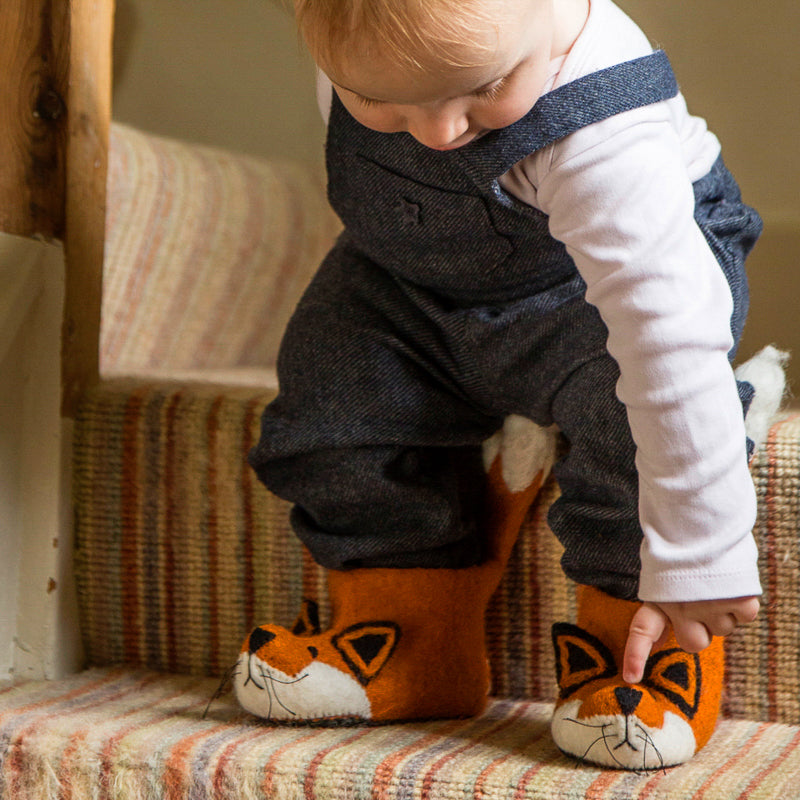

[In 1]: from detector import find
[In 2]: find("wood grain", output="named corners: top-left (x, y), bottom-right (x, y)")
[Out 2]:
top-left (0, 1), bottom-right (70, 239)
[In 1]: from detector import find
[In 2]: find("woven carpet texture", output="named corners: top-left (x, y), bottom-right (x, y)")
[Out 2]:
top-left (3, 668), bottom-right (800, 800)
top-left (73, 380), bottom-right (800, 725)
top-left (101, 124), bottom-right (341, 375)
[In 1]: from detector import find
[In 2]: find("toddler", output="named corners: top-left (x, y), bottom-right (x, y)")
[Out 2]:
top-left (235, 0), bottom-right (776, 769)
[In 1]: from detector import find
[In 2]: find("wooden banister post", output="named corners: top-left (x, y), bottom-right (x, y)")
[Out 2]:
top-left (61, 0), bottom-right (114, 416)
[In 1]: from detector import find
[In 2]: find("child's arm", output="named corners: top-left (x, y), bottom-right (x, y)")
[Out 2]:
top-left (532, 108), bottom-right (762, 605)
top-left (622, 596), bottom-right (761, 683)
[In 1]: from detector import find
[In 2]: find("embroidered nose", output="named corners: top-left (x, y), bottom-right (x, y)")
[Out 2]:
top-left (396, 198), bottom-right (420, 226)
top-left (248, 628), bottom-right (276, 653)
top-left (615, 686), bottom-right (643, 716)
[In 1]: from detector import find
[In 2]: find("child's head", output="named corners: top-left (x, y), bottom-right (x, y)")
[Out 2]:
top-left (295, 0), bottom-right (511, 75)
top-left (295, 0), bottom-right (575, 150)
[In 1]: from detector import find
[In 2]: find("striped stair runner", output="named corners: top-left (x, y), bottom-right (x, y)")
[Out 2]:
top-left (3, 666), bottom-right (800, 799)
top-left (100, 123), bottom-right (341, 376)
top-left (70, 382), bottom-right (800, 723)
top-left (3, 383), bottom-right (799, 798)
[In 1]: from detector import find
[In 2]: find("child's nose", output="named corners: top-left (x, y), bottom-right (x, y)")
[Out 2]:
top-left (407, 107), bottom-right (469, 150)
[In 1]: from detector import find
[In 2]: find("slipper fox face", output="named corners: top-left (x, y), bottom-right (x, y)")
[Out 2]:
top-left (231, 417), bottom-right (558, 725)
top-left (234, 603), bottom-right (401, 722)
top-left (550, 588), bottom-right (724, 770)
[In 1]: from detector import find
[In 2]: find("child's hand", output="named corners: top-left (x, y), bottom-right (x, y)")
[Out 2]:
top-left (622, 596), bottom-right (760, 684)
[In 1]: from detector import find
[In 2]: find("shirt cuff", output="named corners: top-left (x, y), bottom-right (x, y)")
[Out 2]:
top-left (637, 533), bottom-right (762, 603)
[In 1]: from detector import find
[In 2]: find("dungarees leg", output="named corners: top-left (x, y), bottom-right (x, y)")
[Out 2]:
top-left (249, 240), bottom-right (501, 570)
top-left (548, 354), bottom-right (642, 600)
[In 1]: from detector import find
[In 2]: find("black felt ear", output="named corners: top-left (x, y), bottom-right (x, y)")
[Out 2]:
top-left (552, 622), bottom-right (617, 699)
top-left (291, 598), bottom-right (321, 636)
top-left (332, 621), bottom-right (401, 686)
top-left (643, 648), bottom-right (701, 719)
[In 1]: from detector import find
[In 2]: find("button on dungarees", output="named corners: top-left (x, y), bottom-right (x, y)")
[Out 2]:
top-left (249, 53), bottom-right (762, 600)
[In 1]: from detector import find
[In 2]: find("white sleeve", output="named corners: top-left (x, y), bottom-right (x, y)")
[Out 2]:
top-left (533, 110), bottom-right (761, 603)
top-left (316, 70), bottom-right (333, 126)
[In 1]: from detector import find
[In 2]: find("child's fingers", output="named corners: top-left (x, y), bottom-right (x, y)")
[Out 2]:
top-left (704, 612), bottom-right (738, 638)
top-left (670, 618), bottom-right (712, 653)
top-left (667, 597), bottom-right (759, 651)
top-left (729, 596), bottom-right (760, 624)
top-left (623, 603), bottom-right (669, 684)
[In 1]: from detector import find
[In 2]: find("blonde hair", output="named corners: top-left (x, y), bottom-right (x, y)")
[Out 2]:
top-left (293, 0), bottom-right (505, 73)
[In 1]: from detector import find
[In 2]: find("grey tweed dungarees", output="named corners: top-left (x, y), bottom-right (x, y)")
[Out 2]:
top-left (249, 52), bottom-right (762, 600)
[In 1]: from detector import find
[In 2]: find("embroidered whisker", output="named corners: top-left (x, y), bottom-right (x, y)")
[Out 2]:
top-left (203, 662), bottom-right (240, 719)
top-left (635, 724), bottom-right (666, 772)
top-left (258, 664), bottom-right (303, 718)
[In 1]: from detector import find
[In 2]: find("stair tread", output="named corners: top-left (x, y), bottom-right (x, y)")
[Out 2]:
top-left (3, 667), bottom-right (800, 799)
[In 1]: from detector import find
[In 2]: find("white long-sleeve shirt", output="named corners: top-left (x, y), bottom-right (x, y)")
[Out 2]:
top-left (316, 0), bottom-right (762, 603)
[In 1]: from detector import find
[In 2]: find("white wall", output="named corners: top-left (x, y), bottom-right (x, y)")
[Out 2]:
top-left (0, 326), bottom-right (24, 677)
top-left (0, 237), bottom-right (44, 679)
top-left (111, 0), bottom-right (325, 168)
top-left (0, 235), bottom-right (82, 682)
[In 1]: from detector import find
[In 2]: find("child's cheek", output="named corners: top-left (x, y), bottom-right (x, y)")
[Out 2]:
top-left (481, 97), bottom-right (538, 132)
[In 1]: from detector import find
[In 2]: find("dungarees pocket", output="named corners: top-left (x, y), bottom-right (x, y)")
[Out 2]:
top-left (329, 155), bottom-right (513, 292)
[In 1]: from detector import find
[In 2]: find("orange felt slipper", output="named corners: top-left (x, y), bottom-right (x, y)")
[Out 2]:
top-left (551, 585), bottom-right (724, 770)
top-left (234, 417), bottom-right (557, 723)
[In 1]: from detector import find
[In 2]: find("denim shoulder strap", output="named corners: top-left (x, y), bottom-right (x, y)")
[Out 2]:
top-left (454, 51), bottom-right (678, 189)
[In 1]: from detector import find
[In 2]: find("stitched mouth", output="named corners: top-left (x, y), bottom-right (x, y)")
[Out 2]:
top-left (242, 655), bottom-right (308, 719)
top-left (564, 716), bottom-right (665, 772)
top-left (612, 715), bottom-right (641, 752)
